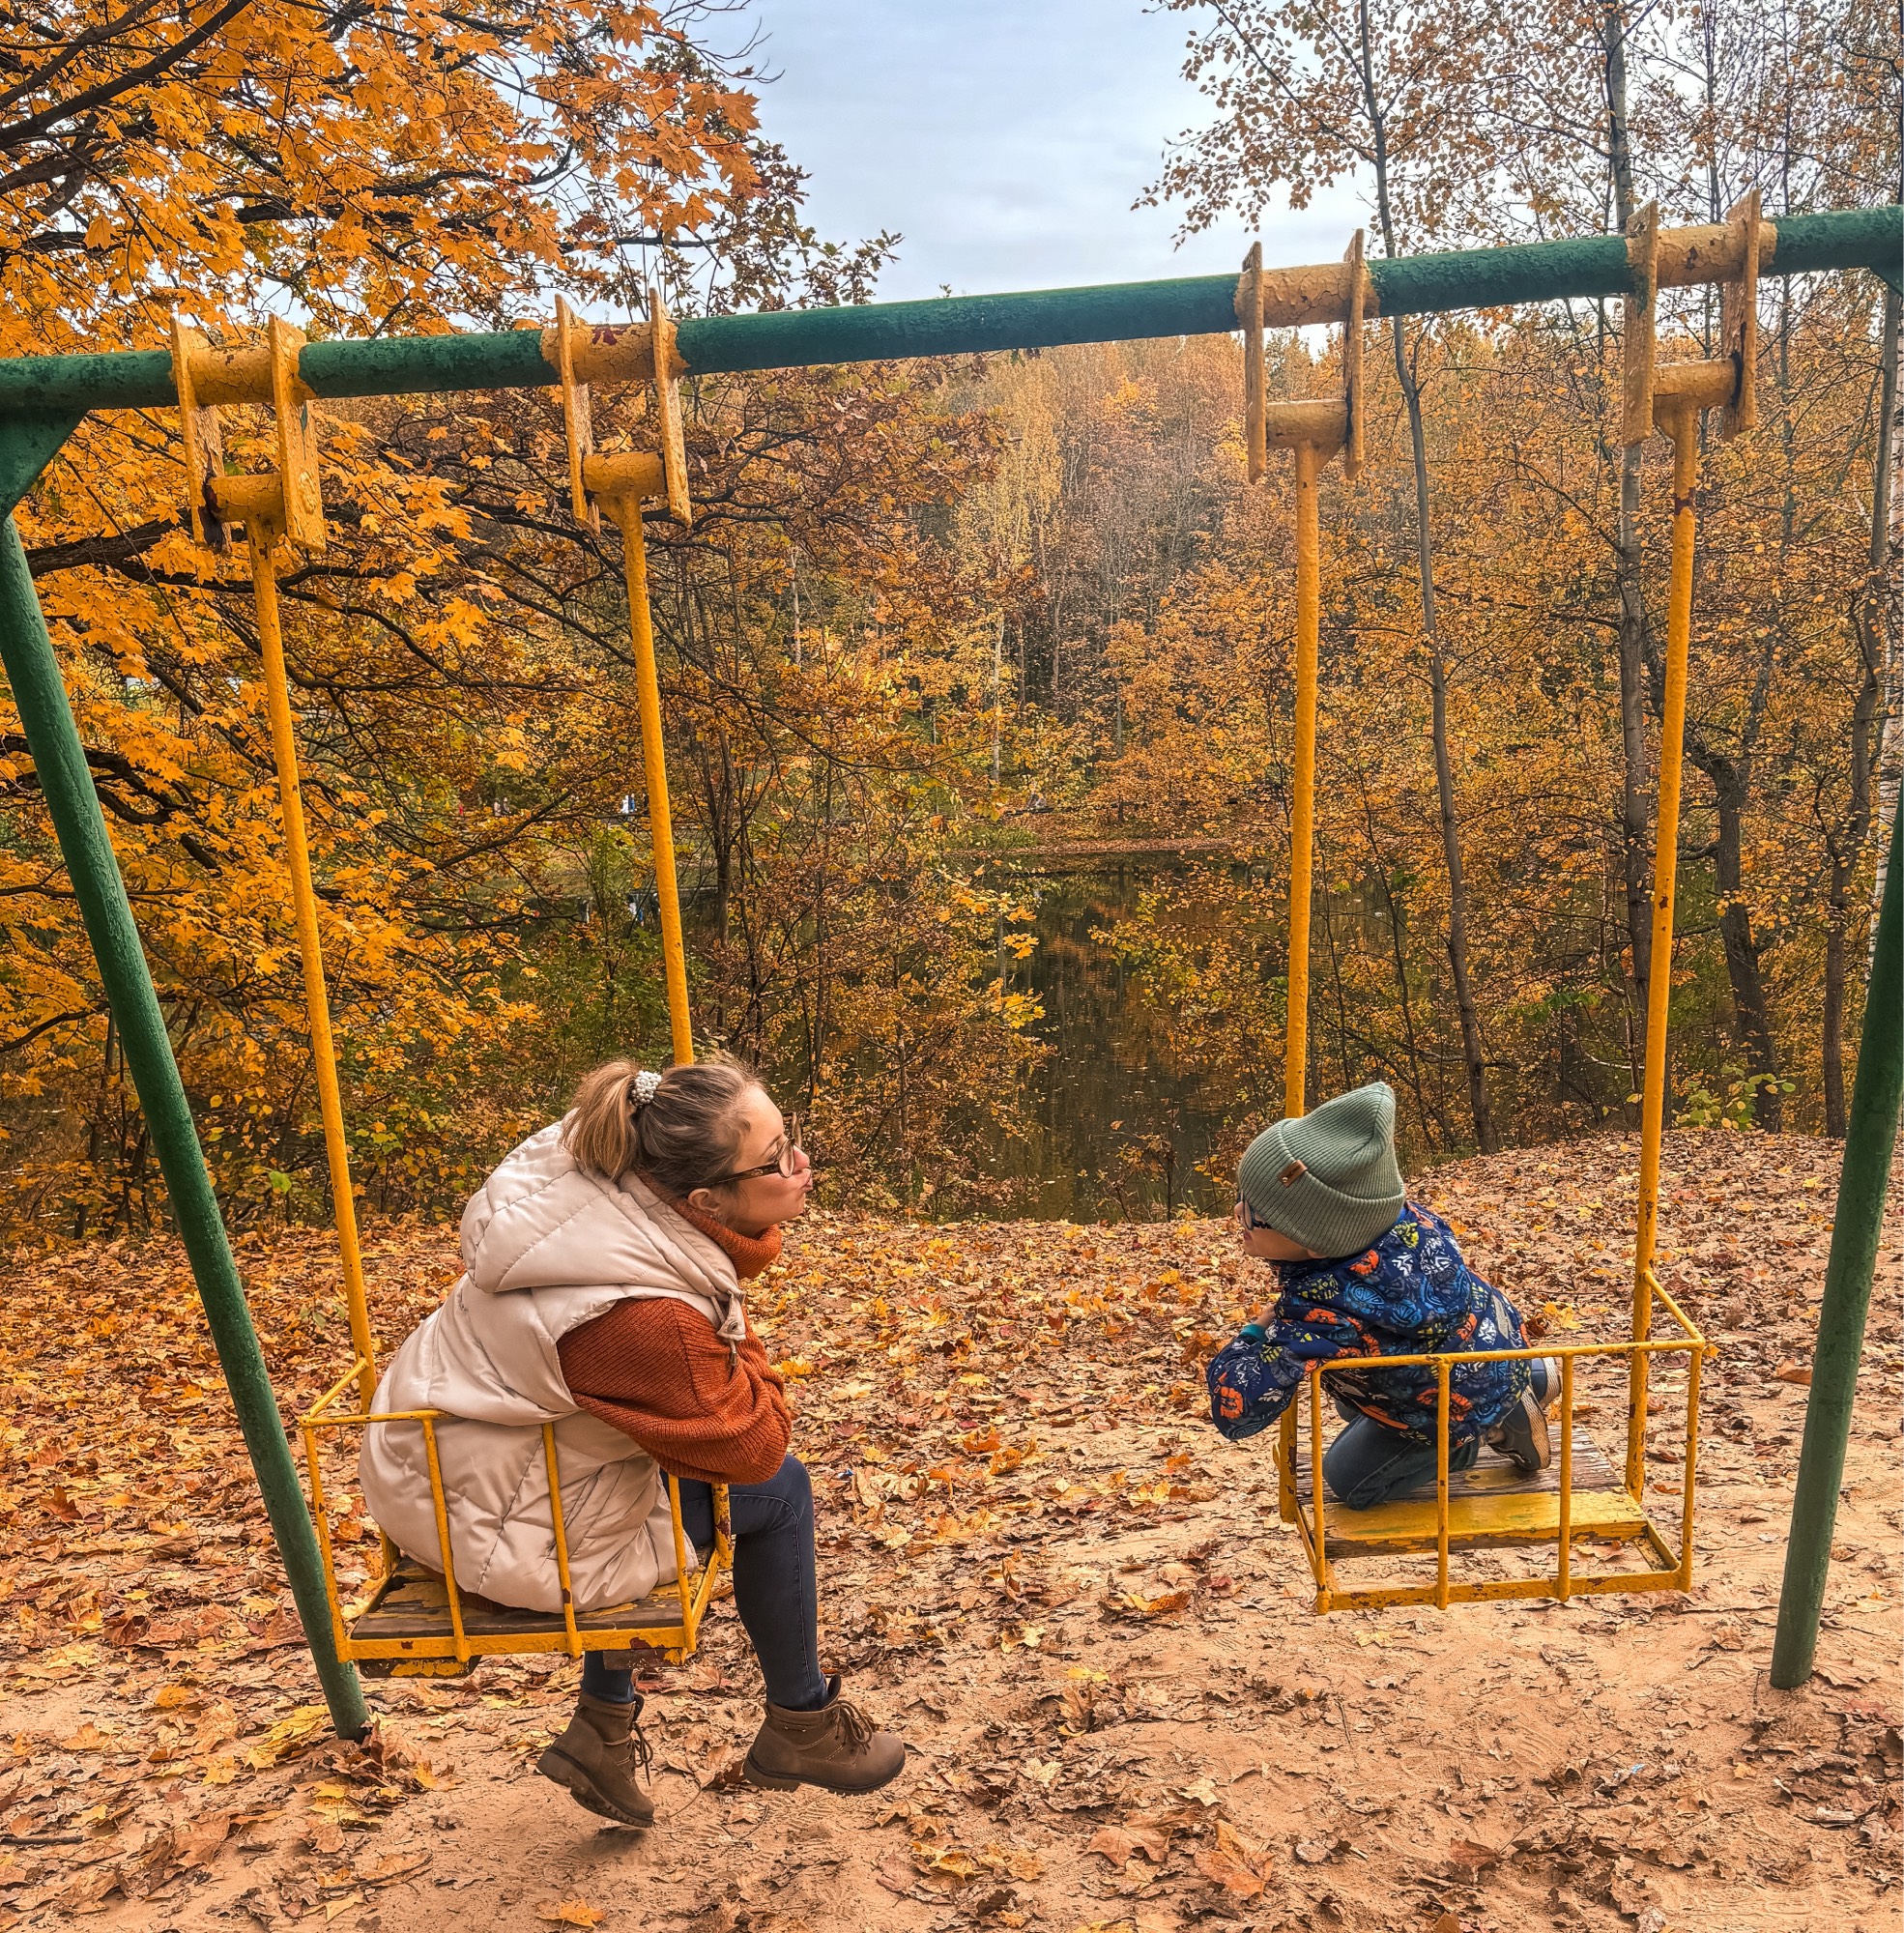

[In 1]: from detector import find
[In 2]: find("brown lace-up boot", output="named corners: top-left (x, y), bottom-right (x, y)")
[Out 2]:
top-left (536, 1692), bottom-right (655, 1826)
top-left (743, 1677), bottom-right (906, 1794)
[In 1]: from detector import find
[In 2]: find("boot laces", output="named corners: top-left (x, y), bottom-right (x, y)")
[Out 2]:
top-left (832, 1699), bottom-right (876, 1754)
top-left (591, 1703), bottom-right (652, 1778)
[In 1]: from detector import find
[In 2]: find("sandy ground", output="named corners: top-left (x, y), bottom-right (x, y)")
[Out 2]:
top-left (2, 1130), bottom-right (1898, 1933)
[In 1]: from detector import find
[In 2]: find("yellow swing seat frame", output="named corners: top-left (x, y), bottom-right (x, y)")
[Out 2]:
top-left (1239, 199), bottom-right (1755, 1611)
top-left (170, 292), bottom-right (724, 1678)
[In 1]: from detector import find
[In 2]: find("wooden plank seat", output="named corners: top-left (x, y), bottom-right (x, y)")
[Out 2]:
top-left (1292, 1427), bottom-right (1651, 1557)
top-left (349, 1553), bottom-right (713, 1661)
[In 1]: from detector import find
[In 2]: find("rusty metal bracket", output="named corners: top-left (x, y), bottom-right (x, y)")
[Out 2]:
top-left (1719, 189), bottom-right (1762, 440)
top-left (549, 288), bottom-right (691, 531)
top-left (168, 314), bottom-right (325, 552)
top-left (1341, 229), bottom-right (1368, 481)
top-left (169, 317), bottom-right (229, 552)
top-left (649, 284), bottom-right (691, 527)
top-left (553, 295), bottom-right (599, 534)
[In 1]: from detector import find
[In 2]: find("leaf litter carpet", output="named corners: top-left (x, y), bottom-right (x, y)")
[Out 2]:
top-left (3, 1131), bottom-right (1899, 1933)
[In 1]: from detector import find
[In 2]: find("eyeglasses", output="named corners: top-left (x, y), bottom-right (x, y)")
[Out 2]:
top-left (1235, 1194), bottom-right (1266, 1231)
top-left (707, 1114), bottom-right (804, 1186)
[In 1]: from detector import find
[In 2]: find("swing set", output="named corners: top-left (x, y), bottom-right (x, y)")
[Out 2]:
top-left (0, 199), bottom-right (1896, 1735)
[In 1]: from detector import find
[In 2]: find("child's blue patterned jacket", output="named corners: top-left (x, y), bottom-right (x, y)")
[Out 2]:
top-left (1205, 1202), bottom-right (1532, 1450)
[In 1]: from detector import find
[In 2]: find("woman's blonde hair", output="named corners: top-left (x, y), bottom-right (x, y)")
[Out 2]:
top-left (562, 1053), bottom-right (761, 1197)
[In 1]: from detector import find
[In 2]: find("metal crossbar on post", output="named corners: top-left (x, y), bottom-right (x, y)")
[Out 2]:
top-left (0, 201), bottom-right (1894, 1689)
top-left (0, 209), bottom-right (1894, 434)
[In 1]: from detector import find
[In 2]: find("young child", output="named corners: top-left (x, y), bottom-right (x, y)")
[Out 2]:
top-left (1205, 1081), bottom-right (1560, 1509)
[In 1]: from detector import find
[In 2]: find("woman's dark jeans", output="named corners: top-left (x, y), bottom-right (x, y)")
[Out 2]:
top-left (580, 1454), bottom-right (827, 1711)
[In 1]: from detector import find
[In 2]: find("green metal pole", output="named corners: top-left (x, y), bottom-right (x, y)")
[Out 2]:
top-left (1770, 802), bottom-right (1904, 1687)
top-left (0, 510), bottom-right (368, 1739)
top-left (0, 205), bottom-right (1894, 415)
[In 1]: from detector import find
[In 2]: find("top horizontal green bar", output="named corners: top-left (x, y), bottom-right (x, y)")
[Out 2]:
top-left (2, 206), bottom-right (1895, 416)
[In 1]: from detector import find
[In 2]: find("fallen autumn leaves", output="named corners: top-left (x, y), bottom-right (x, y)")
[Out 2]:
top-left (2, 1131), bottom-right (1899, 1931)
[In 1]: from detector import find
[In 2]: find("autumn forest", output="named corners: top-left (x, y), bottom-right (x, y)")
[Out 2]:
top-left (5, 0), bottom-right (1898, 1237)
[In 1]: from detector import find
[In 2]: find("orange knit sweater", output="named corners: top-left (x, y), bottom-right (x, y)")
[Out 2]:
top-left (556, 1204), bottom-right (792, 1486)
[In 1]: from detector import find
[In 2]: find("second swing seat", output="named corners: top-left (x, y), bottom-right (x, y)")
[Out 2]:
top-left (1291, 1427), bottom-right (1649, 1558)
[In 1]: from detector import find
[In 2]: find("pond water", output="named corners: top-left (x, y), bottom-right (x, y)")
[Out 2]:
top-left (982, 860), bottom-right (1250, 1222)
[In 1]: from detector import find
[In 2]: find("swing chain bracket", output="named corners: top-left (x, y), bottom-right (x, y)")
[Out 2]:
top-left (1622, 190), bottom-right (1763, 446)
top-left (168, 314), bottom-right (326, 551)
top-left (1236, 230), bottom-right (1370, 475)
top-left (549, 287), bottom-right (693, 531)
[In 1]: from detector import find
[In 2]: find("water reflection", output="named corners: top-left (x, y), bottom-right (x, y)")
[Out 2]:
top-left (985, 859), bottom-right (1243, 1223)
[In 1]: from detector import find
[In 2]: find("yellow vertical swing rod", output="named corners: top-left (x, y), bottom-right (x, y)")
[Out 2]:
top-left (248, 529), bottom-right (379, 1409)
top-left (1627, 400), bottom-right (1697, 1498)
top-left (1285, 440), bottom-right (1320, 1121)
top-left (603, 496), bottom-right (694, 1067)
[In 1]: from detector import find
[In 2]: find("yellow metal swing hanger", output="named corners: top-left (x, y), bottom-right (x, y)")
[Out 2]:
top-left (170, 292), bottom-right (726, 1676)
top-left (1234, 199), bottom-right (1756, 1612)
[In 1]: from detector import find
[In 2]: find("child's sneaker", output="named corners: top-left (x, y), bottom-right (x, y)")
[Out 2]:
top-left (1486, 1357), bottom-right (1562, 1473)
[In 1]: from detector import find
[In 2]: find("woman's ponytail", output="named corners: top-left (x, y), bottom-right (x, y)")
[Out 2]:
top-left (563, 1059), bottom-right (648, 1182)
top-left (562, 1052), bottom-right (759, 1197)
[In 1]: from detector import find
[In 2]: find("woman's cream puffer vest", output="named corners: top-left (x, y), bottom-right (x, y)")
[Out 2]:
top-left (359, 1119), bottom-right (749, 1613)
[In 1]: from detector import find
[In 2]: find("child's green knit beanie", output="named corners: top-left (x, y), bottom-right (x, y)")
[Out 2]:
top-left (1236, 1081), bottom-right (1406, 1258)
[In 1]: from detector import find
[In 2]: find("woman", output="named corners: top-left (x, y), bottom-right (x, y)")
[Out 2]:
top-left (359, 1053), bottom-right (904, 1827)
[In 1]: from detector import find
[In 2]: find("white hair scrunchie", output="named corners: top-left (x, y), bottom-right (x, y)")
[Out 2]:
top-left (631, 1068), bottom-right (663, 1108)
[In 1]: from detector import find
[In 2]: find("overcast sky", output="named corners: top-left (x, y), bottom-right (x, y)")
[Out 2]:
top-left (743, 0), bottom-right (1360, 301)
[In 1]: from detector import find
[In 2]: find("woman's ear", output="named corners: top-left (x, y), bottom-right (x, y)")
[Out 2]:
top-left (685, 1185), bottom-right (722, 1221)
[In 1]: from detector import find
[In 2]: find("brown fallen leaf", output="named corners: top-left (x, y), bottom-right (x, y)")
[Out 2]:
top-left (875, 1856), bottom-right (918, 1897)
top-left (1105, 1588), bottom-right (1192, 1622)
top-left (357, 1850), bottom-right (434, 1887)
top-left (1447, 1836), bottom-right (1503, 1876)
top-left (1124, 1823), bottom-right (1169, 1862)
top-left (1085, 1822), bottom-right (1168, 1867)
top-left (536, 1901), bottom-right (605, 1928)
top-left (701, 1755), bottom-right (751, 1791)
top-left (1772, 1360), bottom-right (1812, 1386)
top-left (245, 1607), bottom-right (307, 1651)
top-left (1087, 1826), bottom-right (1140, 1866)
top-left (1193, 1820), bottom-right (1267, 1899)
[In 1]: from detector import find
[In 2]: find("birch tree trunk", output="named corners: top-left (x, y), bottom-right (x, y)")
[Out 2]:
top-left (1601, 0), bottom-right (1655, 1044)
top-left (1357, 0), bottom-right (1498, 1150)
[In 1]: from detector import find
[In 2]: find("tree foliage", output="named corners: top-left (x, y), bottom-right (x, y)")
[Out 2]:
top-left (0, 0), bottom-right (1894, 1233)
